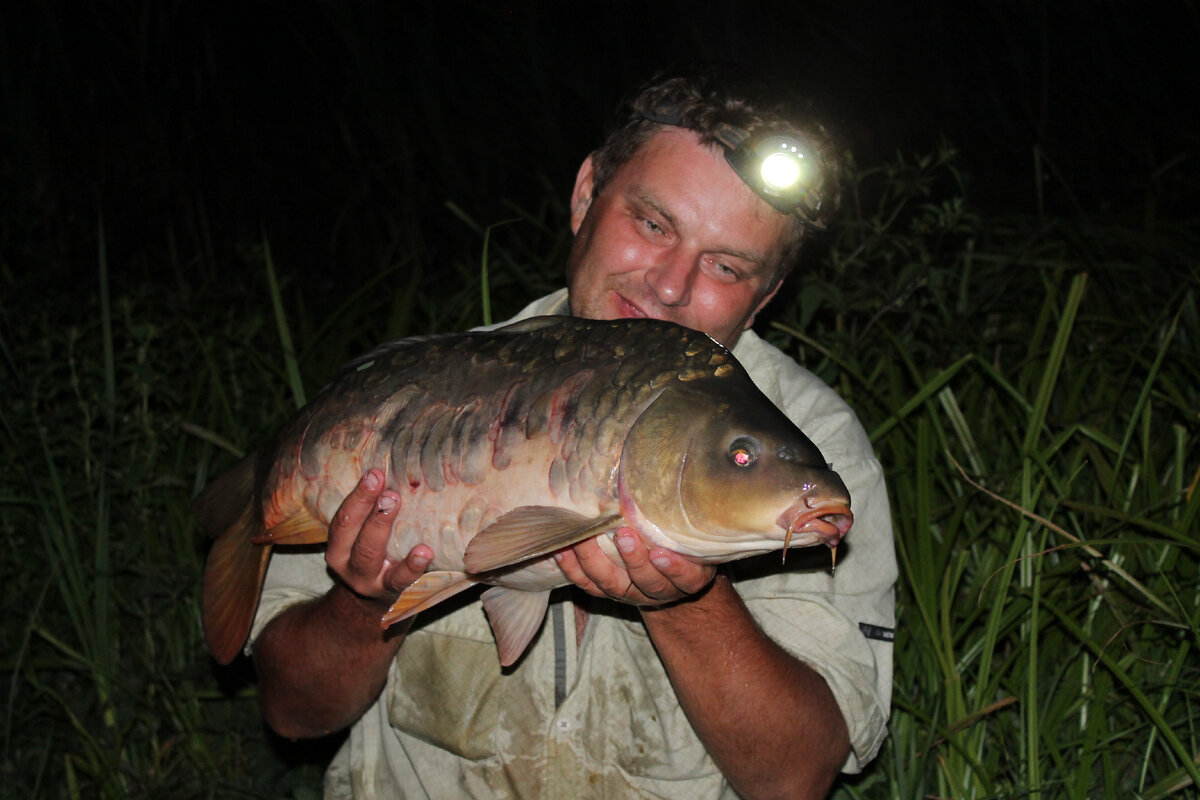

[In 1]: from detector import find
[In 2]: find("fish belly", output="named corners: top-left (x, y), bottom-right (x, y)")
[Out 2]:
top-left (267, 397), bottom-right (618, 592)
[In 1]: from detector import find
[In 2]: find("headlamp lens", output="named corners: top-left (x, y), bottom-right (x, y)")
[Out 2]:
top-left (760, 150), bottom-right (803, 192)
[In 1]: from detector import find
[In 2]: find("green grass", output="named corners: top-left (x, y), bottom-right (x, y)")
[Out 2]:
top-left (766, 151), bottom-right (1200, 799)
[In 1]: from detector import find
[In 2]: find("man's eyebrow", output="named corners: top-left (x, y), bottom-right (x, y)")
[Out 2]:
top-left (630, 189), bottom-right (677, 229)
top-left (706, 236), bottom-right (773, 273)
top-left (720, 246), bottom-right (771, 271)
top-left (630, 189), bottom-right (771, 269)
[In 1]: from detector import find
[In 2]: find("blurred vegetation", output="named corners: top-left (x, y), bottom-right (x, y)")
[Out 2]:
top-left (2, 1), bottom-right (1198, 798)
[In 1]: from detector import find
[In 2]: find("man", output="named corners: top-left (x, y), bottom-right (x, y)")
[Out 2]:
top-left (249, 68), bottom-right (896, 799)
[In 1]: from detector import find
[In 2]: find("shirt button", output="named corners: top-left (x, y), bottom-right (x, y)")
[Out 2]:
top-left (556, 718), bottom-right (572, 732)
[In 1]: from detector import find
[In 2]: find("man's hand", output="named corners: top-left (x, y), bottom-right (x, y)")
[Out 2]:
top-left (326, 468), bottom-right (432, 603)
top-left (554, 527), bottom-right (716, 606)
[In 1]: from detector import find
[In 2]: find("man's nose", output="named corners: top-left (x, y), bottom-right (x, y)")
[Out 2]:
top-left (644, 250), bottom-right (696, 307)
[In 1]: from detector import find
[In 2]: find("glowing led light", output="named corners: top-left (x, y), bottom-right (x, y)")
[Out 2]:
top-left (759, 151), bottom-right (802, 192)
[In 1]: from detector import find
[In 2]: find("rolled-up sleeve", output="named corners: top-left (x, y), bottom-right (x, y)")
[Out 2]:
top-left (246, 548), bottom-right (333, 651)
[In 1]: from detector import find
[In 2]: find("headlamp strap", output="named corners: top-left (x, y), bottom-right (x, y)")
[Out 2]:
top-left (637, 105), bottom-right (686, 126)
top-left (713, 123), bottom-right (750, 152)
top-left (640, 106), bottom-right (752, 155)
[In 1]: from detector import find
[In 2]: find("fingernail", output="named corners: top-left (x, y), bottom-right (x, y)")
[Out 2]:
top-left (553, 551), bottom-right (564, 563)
top-left (651, 556), bottom-right (670, 570)
top-left (363, 470), bottom-right (382, 491)
top-left (411, 553), bottom-right (430, 569)
top-left (616, 532), bottom-right (635, 554)
top-left (377, 494), bottom-right (396, 513)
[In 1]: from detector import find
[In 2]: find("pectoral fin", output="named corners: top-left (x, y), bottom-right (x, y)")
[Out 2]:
top-left (481, 587), bottom-right (551, 667)
top-left (463, 507), bottom-right (622, 573)
top-left (380, 571), bottom-right (478, 627)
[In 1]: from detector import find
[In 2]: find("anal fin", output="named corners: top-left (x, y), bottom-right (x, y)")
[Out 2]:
top-left (463, 506), bottom-right (621, 573)
top-left (481, 587), bottom-right (551, 667)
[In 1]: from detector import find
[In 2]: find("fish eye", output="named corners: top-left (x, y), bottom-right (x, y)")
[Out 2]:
top-left (729, 436), bottom-right (759, 468)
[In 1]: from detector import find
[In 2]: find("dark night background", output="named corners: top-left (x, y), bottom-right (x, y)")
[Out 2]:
top-left (3, 3), bottom-right (1199, 795)
top-left (5, 0), bottom-right (1197, 302)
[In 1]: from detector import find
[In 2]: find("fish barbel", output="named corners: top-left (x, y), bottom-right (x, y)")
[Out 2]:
top-left (196, 316), bottom-right (853, 666)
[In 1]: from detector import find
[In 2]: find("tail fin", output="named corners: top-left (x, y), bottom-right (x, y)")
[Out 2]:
top-left (195, 453), bottom-right (270, 665)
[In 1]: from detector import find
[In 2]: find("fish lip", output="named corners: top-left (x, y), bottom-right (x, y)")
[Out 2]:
top-left (777, 501), bottom-right (854, 550)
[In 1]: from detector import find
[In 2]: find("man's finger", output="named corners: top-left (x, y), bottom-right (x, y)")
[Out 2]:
top-left (561, 534), bottom-right (662, 605)
top-left (571, 536), bottom-right (631, 596)
top-left (382, 544), bottom-right (434, 595)
top-left (612, 529), bottom-right (677, 600)
top-left (645, 546), bottom-right (716, 596)
top-left (559, 530), bottom-right (715, 606)
top-left (554, 547), bottom-right (602, 596)
top-left (327, 469), bottom-right (385, 564)
top-left (346, 490), bottom-right (401, 579)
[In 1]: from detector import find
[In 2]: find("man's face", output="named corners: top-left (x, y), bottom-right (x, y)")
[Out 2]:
top-left (565, 127), bottom-right (794, 349)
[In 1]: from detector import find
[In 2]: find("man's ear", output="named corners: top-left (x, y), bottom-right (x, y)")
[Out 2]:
top-left (744, 278), bottom-right (784, 330)
top-left (570, 155), bottom-right (597, 234)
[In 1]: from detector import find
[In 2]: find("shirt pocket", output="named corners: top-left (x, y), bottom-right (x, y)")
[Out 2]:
top-left (584, 618), bottom-right (721, 784)
top-left (386, 606), bottom-right (505, 761)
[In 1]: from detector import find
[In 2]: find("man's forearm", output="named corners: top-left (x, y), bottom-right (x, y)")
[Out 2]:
top-left (641, 575), bottom-right (849, 800)
top-left (254, 583), bottom-right (407, 739)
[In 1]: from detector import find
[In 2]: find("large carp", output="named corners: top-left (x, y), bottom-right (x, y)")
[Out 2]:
top-left (197, 316), bottom-right (853, 667)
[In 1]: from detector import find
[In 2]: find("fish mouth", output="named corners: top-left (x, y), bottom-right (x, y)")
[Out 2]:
top-left (777, 501), bottom-right (853, 561)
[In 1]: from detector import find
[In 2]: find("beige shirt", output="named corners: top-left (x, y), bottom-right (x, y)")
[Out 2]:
top-left (250, 290), bottom-right (896, 798)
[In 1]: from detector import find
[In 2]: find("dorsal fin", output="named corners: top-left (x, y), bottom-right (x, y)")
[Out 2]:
top-left (492, 315), bottom-right (569, 334)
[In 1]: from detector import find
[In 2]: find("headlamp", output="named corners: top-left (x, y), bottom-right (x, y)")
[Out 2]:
top-left (714, 124), bottom-right (825, 226)
top-left (638, 106), bottom-right (826, 227)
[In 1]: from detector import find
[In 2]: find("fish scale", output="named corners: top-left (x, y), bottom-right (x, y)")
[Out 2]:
top-left (196, 316), bottom-right (854, 667)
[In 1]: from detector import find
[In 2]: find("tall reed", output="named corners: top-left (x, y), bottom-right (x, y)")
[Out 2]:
top-left (772, 150), bottom-right (1200, 799)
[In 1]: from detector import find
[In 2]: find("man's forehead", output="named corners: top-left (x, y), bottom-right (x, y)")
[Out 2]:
top-left (633, 129), bottom-right (788, 209)
top-left (619, 132), bottom-right (793, 262)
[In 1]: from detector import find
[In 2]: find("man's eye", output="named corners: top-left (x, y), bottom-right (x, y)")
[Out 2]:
top-left (641, 218), bottom-right (664, 235)
top-left (710, 260), bottom-right (741, 281)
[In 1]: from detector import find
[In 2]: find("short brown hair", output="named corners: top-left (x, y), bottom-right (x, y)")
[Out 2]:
top-left (590, 66), bottom-right (840, 281)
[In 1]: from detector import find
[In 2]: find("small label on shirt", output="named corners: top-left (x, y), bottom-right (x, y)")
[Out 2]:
top-left (859, 623), bottom-right (895, 642)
